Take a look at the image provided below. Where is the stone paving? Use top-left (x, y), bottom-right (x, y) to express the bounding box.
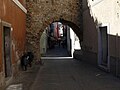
top-left (30, 59), bottom-right (120, 90)
top-left (5, 47), bottom-right (120, 90)
top-left (5, 64), bottom-right (40, 90)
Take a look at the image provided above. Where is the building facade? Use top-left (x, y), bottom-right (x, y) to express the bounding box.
top-left (82, 0), bottom-right (120, 76)
top-left (0, 0), bottom-right (26, 87)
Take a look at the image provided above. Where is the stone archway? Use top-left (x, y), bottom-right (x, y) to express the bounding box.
top-left (26, 0), bottom-right (83, 61)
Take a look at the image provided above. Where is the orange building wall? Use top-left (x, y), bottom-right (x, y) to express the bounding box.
top-left (18, 0), bottom-right (26, 6)
top-left (0, 0), bottom-right (3, 72)
top-left (0, 0), bottom-right (26, 71)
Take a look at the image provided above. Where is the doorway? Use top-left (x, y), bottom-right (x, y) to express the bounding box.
top-left (98, 25), bottom-right (110, 71)
top-left (3, 26), bottom-right (12, 77)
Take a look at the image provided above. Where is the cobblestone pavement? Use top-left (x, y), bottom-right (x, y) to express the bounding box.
top-left (5, 63), bottom-right (40, 90)
top-left (4, 59), bottom-right (120, 90)
top-left (30, 59), bottom-right (120, 90)
top-left (4, 46), bottom-right (120, 90)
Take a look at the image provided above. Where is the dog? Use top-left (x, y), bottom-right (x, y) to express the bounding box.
top-left (21, 53), bottom-right (28, 71)
top-left (26, 52), bottom-right (34, 67)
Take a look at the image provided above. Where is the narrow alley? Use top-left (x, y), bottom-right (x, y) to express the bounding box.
top-left (1, 0), bottom-right (120, 90)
